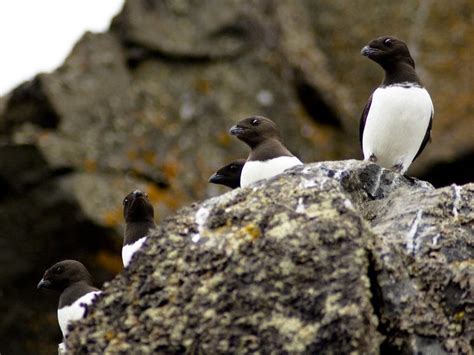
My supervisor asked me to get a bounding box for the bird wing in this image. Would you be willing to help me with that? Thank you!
[359,94,373,149]
[413,111,433,161]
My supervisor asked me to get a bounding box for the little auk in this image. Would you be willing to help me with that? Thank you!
[122,190,155,267]
[229,116,302,187]
[360,36,433,174]
[208,159,246,189]
[38,260,101,351]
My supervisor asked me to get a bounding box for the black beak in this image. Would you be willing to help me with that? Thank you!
[133,190,146,198]
[209,173,224,184]
[229,125,244,136]
[361,45,377,57]
[37,278,51,289]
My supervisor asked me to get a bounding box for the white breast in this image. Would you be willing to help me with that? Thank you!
[240,156,303,188]
[57,291,101,337]
[122,236,148,267]
[362,85,433,173]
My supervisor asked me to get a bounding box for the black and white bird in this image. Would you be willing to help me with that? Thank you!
[38,260,101,351]
[360,36,433,174]
[208,159,246,189]
[122,190,155,267]
[229,116,302,187]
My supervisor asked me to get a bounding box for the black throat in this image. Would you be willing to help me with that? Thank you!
[248,138,294,162]
[58,281,99,308]
[382,62,421,87]
[124,220,155,246]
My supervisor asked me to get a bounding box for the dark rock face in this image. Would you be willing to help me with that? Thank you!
[66,161,473,354]
[66,160,382,353]
[0,144,119,355]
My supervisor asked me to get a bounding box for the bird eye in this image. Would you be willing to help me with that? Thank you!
[230,165,237,171]
[251,119,259,126]
[54,266,63,274]
[384,38,392,47]
[123,198,128,205]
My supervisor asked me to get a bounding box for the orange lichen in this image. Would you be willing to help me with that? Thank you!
[143,151,156,165]
[103,208,123,227]
[217,131,232,147]
[83,159,97,172]
[161,160,181,180]
[453,311,465,322]
[127,150,138,160]
[245,224,262,240]
[237,223,262,241]
[104,330,116,341]
[96,250,123,274]
[195,79,212,93]
[146,183,182,210]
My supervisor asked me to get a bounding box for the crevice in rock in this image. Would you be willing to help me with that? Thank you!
[122,168,169,189]
[418,151,474,188]
[0,166,74,199]
[122,43,219,70]
[367,252,398,354]
[293,69,343,129]
[367,252,383,325]
[367,252,414,354]
[0,144,74,199]
[1,76,61,133]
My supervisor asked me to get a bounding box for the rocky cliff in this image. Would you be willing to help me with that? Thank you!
[0,0,473,353]
[66,161,473,354]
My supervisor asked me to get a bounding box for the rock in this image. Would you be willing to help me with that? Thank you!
[0,1,472,352]
[66,160,473,354]
[111,0,271,60]
[0,143,120,355]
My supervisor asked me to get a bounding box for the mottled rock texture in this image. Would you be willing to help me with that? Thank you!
[0,0,473,353]
[66,160,473,354]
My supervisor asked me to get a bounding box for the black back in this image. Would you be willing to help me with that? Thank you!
[359,94,372,149]
[413,113,433,161]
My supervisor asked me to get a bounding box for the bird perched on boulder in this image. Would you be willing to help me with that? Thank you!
[209,159,246,189]
[122,190,156,267]
[360,36,433,174]
[229,116,302,187]
[38,260,101,352]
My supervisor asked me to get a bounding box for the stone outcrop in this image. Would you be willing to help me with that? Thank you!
[0,1,472,353]
[66,161,473,354]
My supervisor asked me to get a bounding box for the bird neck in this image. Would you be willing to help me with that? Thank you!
[249,138,293,161]
[382,62,421,87]
[58,281,97,308]
[124,220,155,245]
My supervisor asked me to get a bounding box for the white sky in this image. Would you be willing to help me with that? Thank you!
[0,0,124,96]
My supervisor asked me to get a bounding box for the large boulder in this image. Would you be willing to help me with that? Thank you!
[66,161,473,354]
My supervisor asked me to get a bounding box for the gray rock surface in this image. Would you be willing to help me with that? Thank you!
[66,161,473,354]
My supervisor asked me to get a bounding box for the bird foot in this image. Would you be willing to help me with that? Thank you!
[403,174,416,183]
[391,163,404,174]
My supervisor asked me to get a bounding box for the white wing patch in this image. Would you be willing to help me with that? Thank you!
[240,156,303,188]
[57,291,101,337]
[362,85,433,173]
[122,236,148,267]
